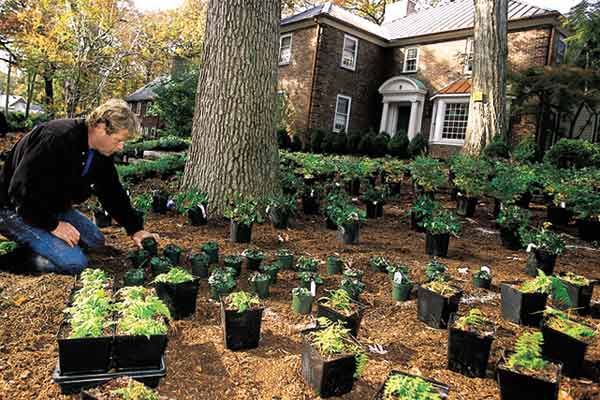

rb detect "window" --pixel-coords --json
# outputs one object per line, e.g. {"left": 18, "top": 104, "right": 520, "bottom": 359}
{"left": 441, "top": 102, "right": 469, "bottom": 140}
{"left": 464, "top": 38, "right": 474, "bottom": 74}
{"left": 403, "top": 47, "right": 419, "bottom": 73}
{"left": 556, "top": 35, "right": 566, "bottom": 65}
{"left": 333, "top": 95, "right": 352, "bottom": 133}
{"left": 341, "top": 35, "right": 358, "bottom": 71}
{"left": 279, "top": 34, "right": 293, "bottom": 65}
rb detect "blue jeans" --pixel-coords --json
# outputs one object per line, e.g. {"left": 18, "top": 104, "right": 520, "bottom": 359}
{"left": 0, "top": 208, "right": 105, "bottom": 274}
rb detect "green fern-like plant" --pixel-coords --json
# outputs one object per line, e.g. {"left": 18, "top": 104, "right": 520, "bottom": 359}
{"left": 425, "top": 260, "right": 449, "bottom": 282}
{"left": 152, "top": 267, "right": 194, "bottom": 284}
{"left": 383, "top": 373, "right": 441, "bottom": 400}
{"left": 454, "top": 308, "right": 494, "bottom": 334}
{"left": 319, "top": 288, "right": 354, "bottom": 314}
{"left": 519, "top": 270, "right": 571, "bottom": 307}
{"left": 506, "top": 332, "right": 547, "bottom": 371}
{"left": 544, "top": 307, "right": 597, "bottom": 342}
{"left": 226, "top": 291, "right": 260, "bottom": 313}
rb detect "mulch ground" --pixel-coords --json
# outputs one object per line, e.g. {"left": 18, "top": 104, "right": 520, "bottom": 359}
{"left": 0, "top": 177, "right": 599, "bottom": 400}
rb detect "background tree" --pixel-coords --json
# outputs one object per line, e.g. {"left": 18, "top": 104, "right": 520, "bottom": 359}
{"left": 564, "top": 0, "right": 600, "bottom": 70}
{"left": 182, "top": 0, "right": 281, "bottom": 213}
{"left": 462, "top": 0, "right": 508, "bottom": 155}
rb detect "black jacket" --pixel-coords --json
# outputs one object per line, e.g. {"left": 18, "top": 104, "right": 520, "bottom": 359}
{"left": 0, "top": 118, "right": 143, "bottom": 234}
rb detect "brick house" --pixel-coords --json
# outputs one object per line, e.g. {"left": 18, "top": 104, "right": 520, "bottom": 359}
{"left": 278, "top": 0, "right": 568, "bottom": 157}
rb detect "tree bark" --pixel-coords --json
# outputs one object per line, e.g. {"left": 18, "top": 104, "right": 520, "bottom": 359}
{"left": 182, "top": 0, "right": 281, "bottom": 214}
{"left": 5, "top": 55, "right": 12, "bottom": 119}
{"left": 462, "top": 0, "right": 508, "bottom": 155}
{"left": 25, "top": 69, "right": 37, "bottom": 119}
{"left": 43, "top": 66, "right": 55, "bottom": 116}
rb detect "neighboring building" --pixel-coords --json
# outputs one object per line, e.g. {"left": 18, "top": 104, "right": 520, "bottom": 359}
{"left": 278, "top": 0, "right": 569, "bottom": 156}
{"left": 0, "top": 94, "right": 44, "bottom": 114}
{"left": 125, "top": 77, "right": 167, "bottom": 137}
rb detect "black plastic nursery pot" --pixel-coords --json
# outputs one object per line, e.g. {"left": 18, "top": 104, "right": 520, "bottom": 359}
{"left": 220, "top": 301, "right": 263, "bottom": 351}
{"left": 456, "top": 195, "right": 478, "bottom": 218}
{"left": 250, "top": 279, "right": 270, "bottom": 299}
{"left": 555, "top": 276, "right": 594, "bottom": 314}
{"left": 387, "top": 181, "right": 401, "bottom": 195}
{"left": 447, "top": 327, "right": 494, "bottom": 378}
{"left": 346, "top": 178, "right": 360, "bottom": 196}
{"left": 201, "top": 246, "right": 219, "bottom": 265}
{"left": 302, "top": 193, "right": 320, "bottom": 215}
{"left": 301, "top": 336, "right": 356, "bottom": 398}
{"left": 425, "top": 233, "right": 450, "bottom": 257}
{"left": 269, "top": 207, "right": 290, "bottom": 229}
{"left": 365, "top": 202, "right": 378, "bottom": 219}
{"left": 499, "top": 228, "right": 522, "bottom": 251}
{"left": 190, "top": 254, "right": 210, "bottom": 279}
{"left": 496, "top": 356, "right": 561, "bottom": 400}
{"left": 93, "top": 210, "right": 112, "bottom": 228}
{"left": 337, "top": 222, "right": 360, "bottom": 245}
{"left": 112, "top": 333, "right": 168, "bottom": 371}
{"left": 376, "top": 203, "right": 384, "bottom": 218}
{"left": 223, "top": 258, "right": 243, "bottom": 277}
{"left": 542, "top": 323, "right": 591, "bottom": 377}
{"left": 154, "top": 278, "right": 200, "bottom": 319}
{"left": 230, "top": 221, "right": 252, "bottom": 243}
{"left": 325, "top": 216, "right": 337, "bottom": 230}
{"left": 515, "top": 191, "right": 532, "bottom": 209}
{"left": 500, "top": 283, "right": 547, "bottom": 327}
{"left": 277, "top": 254, "right": 294, "bottom": 270}
{"left": 372, "top": 370, "right": 450, "bottom": 399}
{"left": 141, "top": 238, "right": 158, "bottom": 257}
{"left": 123, "top": 268, "right": 145, "bottom": 287}
{"left": 493, "top": 198, "right": 502, "bottom": 219}
{"left": 410, "top": 211, "right": 426, "bottom": 233}
{"left": 525, "top": 249, "right": 557, "bottom": 276}
{"left": 392, "top": 283, "right": 413, "bottom": 302}
{"left": 57, "top": 325, "right": 112, "bottom": 376}
{"left": 127, "top": 250, "right": 150, "bottom": 269}
{"left": 316, "top": 302, "right": 363, "bottom": 337}
{"left": 577, "top": 219, "right": 600, "bottom": 241}
{"left": 246, "top": 256, "right": 263, "bottom": 272}
{"left": 547, "top": 205, "right": 572, "bottom": 226}
{"left": 163, "top": 246, "right": 182, "bottom": 266}
{"left": 151, "top": 191, "right": 169, "bottom": 214}
{"left": 150, "top": 257, "right": 171, "bottom": 276}
{"left": 188, "top": 204, "right": 208, "bottom": 226}
{"left": 326, "top": 256, "right": 343, "bottom": 275}
{"left": 292, "top": 293, "right": 313, "bottom": 315}
{"left": 416, "top": 286, "right": 462, "bottom": 329}
{"left": 472, "top": 276, "right": 491, "bottom": 290}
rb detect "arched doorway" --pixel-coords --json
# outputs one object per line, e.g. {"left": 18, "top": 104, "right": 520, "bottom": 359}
{"left": 378, "top": 76, "right": 427, "bottom": 139}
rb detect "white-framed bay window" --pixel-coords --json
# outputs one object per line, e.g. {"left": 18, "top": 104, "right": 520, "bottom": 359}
{"left": 403, "top": 47, "right": 419, "bottom": 73}
{"left": 279, "top": 33, "right": 293, "bottom": 65}
{"left": 430, "top": 95, "right": 470, "bottom": 145}
{"left": 333, "top": 95, "right": 352, "bottom": 133}
{"left": 341, "top": 34, "right": 358, "bottom": 71}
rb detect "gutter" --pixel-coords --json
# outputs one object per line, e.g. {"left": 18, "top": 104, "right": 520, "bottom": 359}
{"left": 306, "top": 18, "right": 323, "bottom": 131}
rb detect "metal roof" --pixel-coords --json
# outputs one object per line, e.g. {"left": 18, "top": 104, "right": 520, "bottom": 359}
{"left": 281, "top": 1, "right": 559, "bottom": 41}
{"left": 435, "top": 78, "right": 472, "bottom": 95}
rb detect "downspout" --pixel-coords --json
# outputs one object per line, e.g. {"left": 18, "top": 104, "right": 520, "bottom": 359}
{"left": 307, "top": 19, "right": 323, "bottom": 132}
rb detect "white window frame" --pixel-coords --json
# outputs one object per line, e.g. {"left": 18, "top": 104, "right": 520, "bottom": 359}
{"left": 340, "top": 34, "right": 359, "bottom": 71}
{"left": 403, "top": 47, "right": 420, "bottom": 73}
{"left": 464, "top": 38, "right": 474, "bottom": 75}
{"left": 332, "top": 95, "right": 352, "bottom": 133}
{"left": 279, "top": 33, "right": 293, "bottom": 66}
{"left": 430, "top": 95, "right": 470, "bottom": 146}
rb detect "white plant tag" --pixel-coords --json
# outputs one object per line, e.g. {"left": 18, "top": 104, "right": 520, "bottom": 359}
{"left": 310, "top": 280, "right": 316, "bottom": 297}
{"left": 265, "top": 205, "right": 271, "bottom": 215}
{"left": 199, "top": 204, "right": 207, "bottom": 219}
{"left": 526, "top": 243, "right": 535, "bottom": 253}
{"left": 560, "top": 202, "right": 566, "bottom": 209}
{"left": 310, "top": 189, "right": 315, "bottom": 197}
{"left": 481, "top": 266, "right": 491, "bottom": 275}
{"left": 104, "top": 210, "right": 109, "bottom": 216}
{"left": 374, "top": 201, "right": 378, "bottom": 205}
{"left": 393, "top": 272, "right": 403, "bottom": 284}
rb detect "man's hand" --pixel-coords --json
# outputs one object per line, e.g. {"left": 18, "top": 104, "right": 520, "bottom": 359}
{"left": 131, "top": 230, "right": 160, "bottom": 249}
{"left": 51, "top": 221, "right": 81, "bottom": 247}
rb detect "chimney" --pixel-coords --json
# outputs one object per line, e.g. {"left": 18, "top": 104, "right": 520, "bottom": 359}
{"left": 383, "top": 0, "right": 417, "bottom": 24}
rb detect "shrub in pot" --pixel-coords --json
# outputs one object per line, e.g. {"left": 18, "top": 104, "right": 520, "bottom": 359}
{"left": 387, "top": 263, "right": 410, "bottom": 282}
{"left": 424, "top": 259, "right": 450, "bottom": 282}
{"left": 450, "top": 154, "right": 490, "bottom": 217}
{"left": 447, "top": 309, "right": 495, "bottom": 378}
{"left": 422, "top": 209, "right": 461, "bottom": 258}
{"left": 243, "top": 247, "right": 265, "bottom": 272}
{"left": 496, "top": 332, "right": 562, "bottom": 400}
{"left": 221, "top": 291, "right": 263, "bottom": 351}
{"left": 276, "top": 248, "right": 294, "bottom": 270}
{"left": 301, "top": 319, "right": 368, "bottom": 398}
{"left": 408, "top": 156, "right": 445, "bottom": 198}
{"left": 331, "top": 203, "right": 366, "bottom": 245}
{"left": 374, "top": 370, "right": 449, "bottom": 399}
{"left": 487, "top": 162, "right": 536, "bottom": 215}
{"left": 123, "top": 268, "right": 145, "bottom": 287}
{"left": 248, "top": 271, "right": 271, "bottom": 299}
{"left": 163, "top": 243, "right": 183, "bottom": 266}
{"left": 297, "top": 271, "right": 324, "bottom": 291}
{"left": 496, "top": 205, "right": 530, "bottom": 250}
{"left": 174, "top": 190, "right": 209, "bottom": 225}
{"left": 324, "top": 189, "right": 351, "bottom": 229}
{"left": 569, "top": 184, "right": 600, "bottom": 241}
{"left": 260, "top": 262, "right": 280, "bottom": 284}
{"left": 417, "top": 278, "right": 462, "bottom": 329}
{"left": 483, "top": 135, "right": 510, "bottom": 160}
{"left": 520, "top": 224, "right": 565, "bottom": 276}
{"left": 142, "top": 237, "right": 158, "bottom": 257}
{"left": 150, "top": 256, "right": 172, "bottom": 277}
{"left": 410, "top": 196, "right": 439, "bottom": 232}
{"left": 340, "top": 276, "right": 365, "bottom": 302}
{"left": 200, "top": 241, "right": 219, "bottom": 264}
{"left": 369, "top": 256, "right": 391, "bottom": 273}
{"left": 208, "top": 269, "right": 237, "bottom": 300}
{"left": 224, "top": 193, "right": 263, "bottom": 243}
{"left": 391, "top": 268, "right": 413, "bottom": 302}
{"left": 326, "top": 255, "right": 344, "bottom": 275}
{"left": 360, "top": 184, "right": 388, "bottom": 219}
{"left": 387, "top": 130, "right": 409, "bottom": 159}
{"left": 472, "top": 266, "right": 492, "bottom": 289}
{"left": 151, "top": 189, "right": 169, "bottom": 214}
{"left": 132, "top": 192, "right": 152, "bottom": 222}
{"left": 266, "top": 194, "right": 297, "bottom": 229}
{"left": 292, "top": 287, "right": 314, "bottom": 315}
{"left": 543, "top": 138, "right": 600, "bottom": 169}
{"left": 541, "top": 307, "right": 597, "bottom": 377}
{"left": 555, "top": 272, "right": 595, "bottom": 314}
{"left": 316, "top": 289, "right": 362, "bottom": 337}
{"left": 153, "top": 267, "right": 199, "bottom": 319}
{"left": 382, "top": 160, "right": 404, "bottom": 195}
{"left": 127, "top": 249, "right": 151, "bottom": 269}
{"left": 538, "top": 167, "right": 573, "bottom": 225}
{"left": 190, "top": 252, "right": 211, "bottom": 279}
{"left": 223, "top": 255, "right": 243, "bottom": 277}
{"left": 408, "top": 132, "right": 428, "bottom": 157}
{"left": 301, "top": 183, "right": 321, "bottom": 215}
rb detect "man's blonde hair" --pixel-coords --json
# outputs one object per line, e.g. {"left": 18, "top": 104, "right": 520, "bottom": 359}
{"left": 86, "top": 99, "right": 140, "bottom": 137}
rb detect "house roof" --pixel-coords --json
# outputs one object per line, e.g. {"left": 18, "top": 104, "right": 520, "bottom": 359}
{"left": 282, "top": 1, "right": 560, "bottom": 42}
{"left": 435, "top": 78, "right": 472, "bottom": 95}
{"left": 125, "top": 76, "right": 168, "bottom": 102}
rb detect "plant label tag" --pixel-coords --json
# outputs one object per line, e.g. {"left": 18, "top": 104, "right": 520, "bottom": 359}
{"left": 199, "top": 204, "right": 207, "bottom": 219}
{"left": 265, "top": 205, "right": 271, "bottom": 215}
{"left": 457, "top": 191, "right": 463, "bottom": 197}
{"left": 394, "top": 272, "right": 403, "bottom": 283}
{"left": 560, "top": 202, "right": 566, "bottom": 209}
{"left": 310, "top": 189, "right": 315, "bottom": 197}
{"left": 526, "top": 243, "right": 534, "bottom": 253}
{"left": 310, "top": 280, "right": 316, "bottom": 297}
{"left": 104, "top": 210, "right": 109, "bottom": 216}
{"left": 481, "top": 266, "right": 491, "bottom": 274}
{"left": 374, "top": 201, "right": 378, "bottom": 205}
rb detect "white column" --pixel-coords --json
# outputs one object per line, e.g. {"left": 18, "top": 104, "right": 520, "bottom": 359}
{"left": 415, "top": 100, "right": 423, "bottom": 135}
{"left": 379, "top": 102, "right": 390, "bottom": 134}
{"left": 388, "top": 105, "right": 398, "bottom": 135}
{"left": 407, "top": 101, "right": 419, "bottom": 140}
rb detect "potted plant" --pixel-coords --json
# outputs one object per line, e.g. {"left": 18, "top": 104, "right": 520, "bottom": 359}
{"left": 326, "top": 255, "right": 344, "bottom": 275}
{"left": 276, "top": 248, "right": 294, "bottom": 270}
{"left": 447, "top": 309, "right": 495, "bottom": 378}
{"left": 391, "top": 268, "right": 413, "bottom": 302}
{"left": 555, "top": 272, "right": 595, "bottom": 314}
{"left": 496, "top": 205, "right": 530, "bottom": 250}
{"left": 410, "top": 196, "right": 439, "bottom": 232}
{"left": 324, "top": 190, "right": 350, "bottom": 230}
{"left": 89, "top": 199, "right": 111, "bottom": 228}
{"left": 332, "top": 203, "right": 366, "bottom": 245}
{"left": 301, "top": 319, "right": 368, "bottom": 398}
{"left": 292, "top": 287, "right": 314, "bottom": 315}
{"left": 520, "top": 224, "right": 565, "bottom": 276}
{"left": 500, "top": 271, "right": 570, "bottom": 327}
{"left": 224, "top": 193, "right": 263, "bottom": 243}
{"left": 472, "top": 266, "right": 492, "bottom": 289}
{"left": 132, "top": 192, "right": 153, "bottom": 221}
{"left": 149, "top": 256, "right": 172, "bottom": 277}
{"left": 340, "top": 276, "right": 365, "bottom": 301}
{"left": 374, "top": 370, "right": 449, "bottom": 399}
{"left": 369, "top": 256, "right": 391, "bottom": 273}
{"left": 497, "top": 332, "right": 561, "bottom": 400}
{"left": 151, "top": 189, "right": 169, "bottom": 214}
{"left": 112, "top": 286, "right": 170, "bottom": 371}
{"left": 450, "top": 155, "right": 490, "bottom": 217}
{"left": 247, "top": 271, "right": 271, "bottom": 299}
{"left": 201, "top": 241, "right": 219, "bottom": 264}
{"left": 163, "top": 243, "right": 183, "bottom": 266}
{"left": 422, "top": 209, "right": 461, "bottom": 257}
{"left": 266, "top": 194, "right": 297, "bottom": 229}
{"left": 408, "top": 156, "right": 445, "bottom": 198}
{"left": 174, "top": 189, "right": 209, "bottom": 225}
{"left": 424, "top": 259, "right": 449, "bottom": 282}
{"left": 301, "top": 183, "right": 321, "bottom": 215}
{"left": 341, "top": 266, "right": 363, "bottom": 282}
{"left": 541, "top": 307, "right": 596, "bottom": 377}
{"left": 153, "top": 267, "right": 199, "bottom": 319}
{"left": 260, "top": 263, "right": 280, "bottom": 284}
{"left": 221, "top": 291, "right": 263, "bottom": 350}
{"left": 242, "top": 247, "right": 265, "bottom": 272}
{"left": 218, "top": 255, "right": 241, "bottom": 277}
{"left": 417, "top": 278, "right": 462, "bottom": 329}
{"left": 569, "top": 185, "right": 600, "bottom": 241}
{"left": 487, "top": 162, "right": 536, "bottom": 213}
{"left": 360, "top": 184, "right": 388, "bottom": 219}
{"left": 208, "top": 268, "right": 237, "bottom": 300}
{"left": 190, "top": 252, "right": 210, "bottom": 279}
{"left": 123, "top": 268, "right": 144, "bottom": 287}
{"left": 127, "top": 249, "right": 151, "bottom": 269}
{"left": 58, "top": 269, "right": 113, "bottom": 375}
{"left": 317, "top": 289, "right": 362, "bottom": 337}
{"left": 298, "top": 271, "right": 324, "bottom": 290}
{"left": 142, "top": 237, "right": 158, "bottom": 257}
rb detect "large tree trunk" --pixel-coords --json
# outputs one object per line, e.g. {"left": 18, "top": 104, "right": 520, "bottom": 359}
{"left": 462, "top": 0, "right": 508, "bottom": 155}
{"left": 25, "top": 69, "right": 37, "bottom": 119}
{"left": 182, "top": 0, "right": 281, "bottom": 214}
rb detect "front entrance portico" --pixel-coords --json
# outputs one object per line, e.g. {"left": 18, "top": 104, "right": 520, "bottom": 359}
{"left": 378, "top": 76, "right": 427, "bottom": 140}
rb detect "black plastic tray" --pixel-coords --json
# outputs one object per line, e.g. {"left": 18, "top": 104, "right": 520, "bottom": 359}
{"left": 52, "top": 355, "right": 166, "bottom": 395}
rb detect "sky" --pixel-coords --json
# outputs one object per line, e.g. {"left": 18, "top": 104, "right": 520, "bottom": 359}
{"left": 521, "top": 0, "right": 580, "bottom": 14}
{"left": 133, "top": 0, "right": 184, "bottom": 12}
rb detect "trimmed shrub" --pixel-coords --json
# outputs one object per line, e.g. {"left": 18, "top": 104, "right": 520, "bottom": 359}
{"left": 346, "top": 130, "right": 362, "bottom": 154}
{"left": 388, "top": 130, "right": 409, "bottom": 158}
{"left": 357, "top": 131, "right": 375, "bottom": 155}
{"left": 512, "top": 136, "right": 539, "bottom": 163}
{"left": 310, "top": 129, "right": 327, "bottom": 153}
{"left": 544, "top": 138, "right": 600, "bottom": 169}
{"left": 332, "top": 132, "right": 347, "bottom": 154}
{"left": 290, "top": 134, "right": 303, "bottom": 152}
{"left": 320, "top": 131, "right": 336, "bottom": 154}
{"left": 408, "top": 132, "right": 428, "bottom": 157}
{"left": 483, "top": 135, "right": 510, "bottom": 159}
{"left": 372, "top": 133, "right": 390, "bottom": 157}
